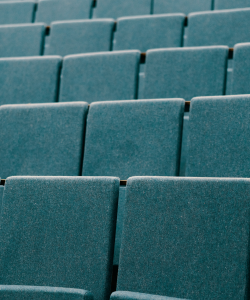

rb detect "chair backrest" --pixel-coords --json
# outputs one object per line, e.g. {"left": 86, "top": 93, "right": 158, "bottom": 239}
{"left": 0, "top": 1, "right": 35, "bottom": 25}
{"left": 153, "top": 0, "right": 212, "bottom": 15}
{"left": 186, "top": 8, "right": 250, "bottom": 47}
{"left": 186, "top": 95, "right": 250, "bottom": 177}
{"left": 0, "top": 176, "right": 119, "bottom": 300}
{"left": 0, "top": 56, "right": 62, "bottom": 105}
{"left": 143, "top": 46, "right": 228, "bottom": 101}
{"left": 45, "top": 20, "right": 115, "bottom": 56}
{"left": 82, "top": 99, "right": 185, "bottom": 179}
{"left": 0, "top": 285, "right": 93, "bottom": 300}
{"left": 59, "top": 51, "right": 140, "bottom": 103}
{"left": 0, "top": 102, "right": 88, "bottom": 179}
{"left": 113, "top": 14, "right": 185, "bottom": 52}
{"left": 111, "top": 291, "right": 189, "bottom": 300}
{"left": 117, "top": 176, "right": 250, "bottom": 300}
{"left": 231, "top": 43, "right": 250, "bottom": 95}
{"left": 214, "top": 0, "right": 250, "bottom": 10}
{"left": 0, "top": 24, "right": 45, "bottom": 57}
{"left": 94, "top": 0, "right": 151, "bottom": 19}
{"left": 36, "top": 0, "right": 92, "bottom": 24}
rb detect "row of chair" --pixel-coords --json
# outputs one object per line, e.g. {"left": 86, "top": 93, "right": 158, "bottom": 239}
{"left": 1, "top": 0, "right": 250, "bottom": 25}
{"left": 2, "top": 8, "right": 250, "bottom": 57}
{"left": 1, "top": 95, "right": 250, "bottom": 265}
{"left": 0, "top": 175, "right": 249, "bottom": 300}
{"left": 0, "top": 44, "right": 250, "bottom": 106}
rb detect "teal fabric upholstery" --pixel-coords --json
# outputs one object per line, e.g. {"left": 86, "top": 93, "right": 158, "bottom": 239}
{"left": 113, "top": 187, "right": 126, "bottom": 265}
{"left": 143, "top": 46, "right": 228, "bottom": 101}
{"left": 113, "top": 14, "right": 185, "bottom": 52}
{"left": 231, "top": 43, "right": 250, "bottom": 95}
{"left": 36, "top": 0, "right": 92, "bottom": 24}
{"left": 153, "top": 0, "right": 212, "bottom": 15}
{"left": 0, "top": 103, "right": 88, "bottom": 178}
{"left": 0, "top": 176, "right": 119, "bottom": 300}
{"left": 0, "top": 24, "right": 45, "bottom": 57}
{"left": 111, "top": 292, "right": 188, "bottom": 300}
{"left": 83, "top": 99, "right": 184, "bottom": 267}
{"left": 214, "top": 0, "right": 250, "bottom": 9}
{"left": 45, "top": 19, "right": 115, "bottom": 56}
{"left": 117, "top": 176, "right": 250, "bottom": 300}
{"left": 0, "top": 285, "right": 93, "bottom": 300}
{"left": 0, "top": 1, "right": 35, "bottom": 25}
{"left": 0, "top": 186, "right": 3, "bottom": 212}
{"left": 82, "top": 99, "right": 185, "bottom": 179}
{"left": 225, "top": 60, "right": 233, "bottom": 95}
{"left": 59, "top": 51, "right": 140, "bottom": 103}
{"left": 0, "top": 56, "right": 62, "bottom": 105}
{"left": 179, "top": 113, "right": 189, "bottom": 176}
{"left": 94, "top": 0, "right": 151, "bottom": 19}
{"left": 186, "top": 95, "right": 250, "bottom": 177}
{"left": 186, "top": 8, "right": 250, "bottom": 47}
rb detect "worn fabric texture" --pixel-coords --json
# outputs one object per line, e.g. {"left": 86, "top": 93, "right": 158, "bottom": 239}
{"left": 59, "top": 51, "right": 140, "bottom": 103}
{"left": 214, "top": 0, "right": 250, "bottom": 9}
{"left": 45, "top": 20, "right": 114, "bottom": 56}
{"left": 82, "top": 99, "right": 185, "bottom": 179}
{"left": 118, "top": 176, "right": 250, "bottom": 300}
{"left": 0, "top": 102, "right": 88, "bottom": 178}
{"left": 94, "top": 0, "right": 151, "bottom": 19}
{"left": 0, "top": 285, "right": 93, "bottom": 300}
{"left": 153, "top": 0, "right": 212, "bottom": 15}
{"left": 113, "top": 14, "right": 185, "bottom": 52}
{"left": 0, "top": 24, "right": 45, "bottom": 57}
{"left": 186, "top": 8, "right": 250, "bottom": 47}
{"left": 111, "top": 292, "right": 189, "bottom": 300}
{"left": 0, "top": 1, "right": 35, "bottom": 25}
{"left": 186, "top": 95, "right": 250, "bottom": 177}
{"left": 143, "top": 46, "right": 228, "bottom": 101}
{"left": 36, "top": 0, "right": 92, "bottom": 24}
{"left": 0, "top": 176, "right": 119, "bottom": 300}
{"left": 113, "top": 187, "right": 126, "bottom": 265}
{"left": 0, "top": 56, "right": 62, "bottom": 105}
{"left": 231, "top": 43, "right": 250, "bottom": 95}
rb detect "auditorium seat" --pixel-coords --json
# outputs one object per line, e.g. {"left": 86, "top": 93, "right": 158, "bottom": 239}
{"left": 82, "top": 100, "right": 184, "bottom": 178}
{"left": 45, "top": 19, "right": 114, "bottom": 56}
{"left": 143, "top": 46, "right": 228, "bottom": 101}
{"left": 93, "top": 0, "right": 151, "bottom": 19}
{"left": 153, "top": 0, "right": 212, "bottom": 15}
{"left": 186, "top": 8, "right": 250, "bottom": 47}
{"left": 82, "top": 99, "right": 185, "bottom": 264}
{"left": 59, "top": 51, "right": 140, "bottom": 103}
{"left": 0, "top": 56, "right": 62, "bottom": 105}
{"left": 117, "top": 176, "right": 250, "bottom": 300}
{"left": 0, "top": 1, "right": 35, "bottom": 25}
{"left": 186, "top": 95, "right": 250, "bottom": 177}
{"left": 36, "top": 0, "right": 92, "bottom": 24}
{"left": 214, "top": 0, "right": 250, "bottom": 9}
{"left": 0, "top": 102, "right": 88, "bottom": 179}
{"left": 0, "top": 24, "right": 45, "bottom": 57}
{"left": 0, "top": 176, "right": 119, "bottom": 300}
{"left": 113, "top": 14, "right": 185, "bottom": 52}
{"left": 231, "top": 43, "right": 250, "bottom": 95}
{"left": 111, "top": 291, "right": 188, "bottom": 300}
{"left": 0, "top": 285, "right": 93, "bottom": 300}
